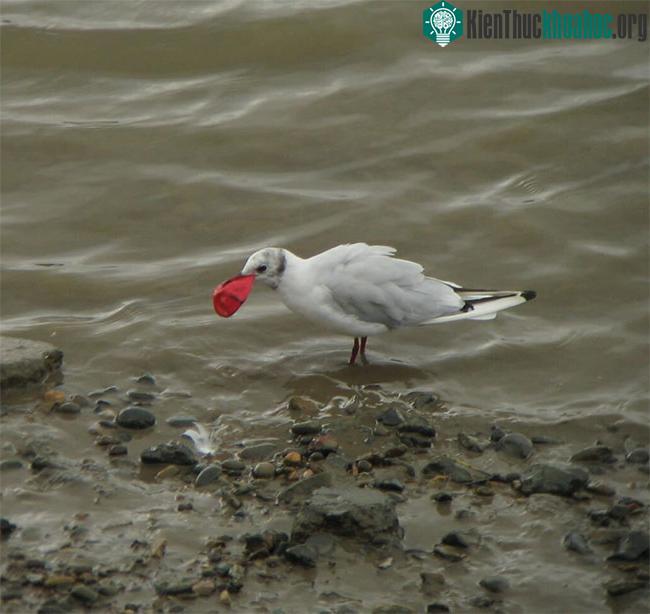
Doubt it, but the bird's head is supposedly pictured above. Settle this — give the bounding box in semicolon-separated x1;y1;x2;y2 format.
241;247;286;289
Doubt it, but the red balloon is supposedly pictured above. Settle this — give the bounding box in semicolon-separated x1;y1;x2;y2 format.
212;274;255;317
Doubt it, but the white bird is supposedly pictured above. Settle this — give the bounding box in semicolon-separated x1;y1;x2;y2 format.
213;243;536;365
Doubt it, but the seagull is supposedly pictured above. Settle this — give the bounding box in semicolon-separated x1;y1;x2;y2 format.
212;243;536;365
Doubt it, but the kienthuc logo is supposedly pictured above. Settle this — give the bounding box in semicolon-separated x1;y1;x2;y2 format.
423;1;463;47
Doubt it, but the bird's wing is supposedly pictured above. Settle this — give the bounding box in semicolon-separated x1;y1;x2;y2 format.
309;243;463;328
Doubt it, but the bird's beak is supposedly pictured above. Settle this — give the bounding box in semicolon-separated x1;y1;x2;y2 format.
212;274;256;317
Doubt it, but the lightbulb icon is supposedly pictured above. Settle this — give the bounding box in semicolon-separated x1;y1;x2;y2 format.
429;6;456;47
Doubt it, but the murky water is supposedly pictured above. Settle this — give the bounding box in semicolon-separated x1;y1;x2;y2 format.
1;1;649;612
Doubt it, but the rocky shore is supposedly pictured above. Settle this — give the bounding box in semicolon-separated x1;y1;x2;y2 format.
1;338;649;613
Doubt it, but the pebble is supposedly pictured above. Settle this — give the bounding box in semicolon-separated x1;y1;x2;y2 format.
432;492;453;503
44;389;66;404
283;451;302;466
141;442;196;465
441;530;478;549
192;579;215;596
288;396;317;413
426;604;450;613
457;432;485;453
374;479;405;492
626;448;649;464
433;544;465;562
530;435;560;444
284;543;318;567
52;401;81;415
116;407;155;429
71;584;99;604
108;444;128;457
126;389;156;403
422;456;474;483
496;432;533;459
377;407;405;427
195;464;222;487
519;463;589;496
219;589;231;605
563;531;592;554
252;462;275;479
397;416;435;437
177;502;193;511
44;575;75;587
356;459;373;473
166;415;197;428
309;452;325;462
136;373;156;385
585;481;616;497
1;518;17;537
607;530;649;561
490;425;506;442
309;434;339;455
240;443;277;461
291;420;321;436
88;386;118;398
469;595;495;608
421;571;446;595
604;579;647;596
403;390;440;409
154;579;194;596
474;486;494;497
384;445;407;458
571;445;616;464
0;459;23;471
222;459;246;475
479;576;509;593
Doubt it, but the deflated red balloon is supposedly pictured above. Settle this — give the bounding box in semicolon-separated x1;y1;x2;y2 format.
212;274;255;317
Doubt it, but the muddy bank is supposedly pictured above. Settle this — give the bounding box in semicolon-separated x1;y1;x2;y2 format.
1;343;649;613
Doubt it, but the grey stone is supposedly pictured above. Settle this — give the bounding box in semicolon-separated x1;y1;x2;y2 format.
469;595;495;608
403;391;441;410
284;543;318;567
141;442;196;465
397;415;435;437
53;402;81;415
195;464;222;487
607;530;649;562
357;459;373;473
70;584;99;604
88;386;118;397
422;456;475;483
166;415;197;428
571;445;616;464
433;544;465;562
479;576;509;593
563;531;592;554
222;459;245;475
399;432;433;448
0;459;23;471
531;435;561;444
426;604;450;613
116;407;155;429
1;518;17;537
288;396;316;413
108;444;128;457
604;579;647;596
0;337;63;389
291;487;400;544
496;432;533;459
519;463;589;496
291;420;321;436
252;462;275;479
154;579;194;596
126;389;156;403
490;425;506;442
441;530;479;549
136;373;156;385
278;472;332;504
626;448;649;464
240;443;278;461
374;479;405;492
458;432;485;453
377;407;405;427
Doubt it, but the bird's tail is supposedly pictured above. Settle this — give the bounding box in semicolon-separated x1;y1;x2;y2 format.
424;287;537;324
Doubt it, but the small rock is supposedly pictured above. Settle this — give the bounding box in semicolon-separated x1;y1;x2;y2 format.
126;389;156;403
219;589;231;605
374;479;405;492
426;604;450;613
240;443;278;461
607;530;649;562
284;544;318;567
519;463;589;496
177;502;193;511
44;575;75;587
1;518;17;537
357;459;373;473
384;445;407;458
403;391;441;409
252;462;275;479
490;425;506;442
421;572;446;595
397;416;435;437
422;456;475;483
441;530;478;549
563;531;592;554
604;579;647;596
309;451;325;462
136;373;156;385
31;456;56;471
474;486;494;497
70;584;99;604
531;435;560;444
432;492;453;503
377;407;405;427
291;420;321;436
586;481;616;497
479;576;509;593
626;448;649;464
222;459;245;475
117;407;155;429
108;444;128;457
571;446;616;464
0;459;23;471
433;544;465;562
284;451;302;466
496;432;533;459
377;556;393;569
309;434;339;455
52;401;81;415
155;579;194;596
141;442;196;465
458;432;485;453
192;579;215;596
195;464;222;487
288;396;317;413
166;415;197;428
469;595;495;608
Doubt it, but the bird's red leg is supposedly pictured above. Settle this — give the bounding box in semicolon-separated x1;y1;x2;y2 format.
360;336;368;364
349;337;360;365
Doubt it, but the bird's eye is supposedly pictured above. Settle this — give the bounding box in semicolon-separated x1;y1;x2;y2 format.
256;265;267;274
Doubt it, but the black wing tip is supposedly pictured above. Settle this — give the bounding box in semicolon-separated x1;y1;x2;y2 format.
521;290;537;301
